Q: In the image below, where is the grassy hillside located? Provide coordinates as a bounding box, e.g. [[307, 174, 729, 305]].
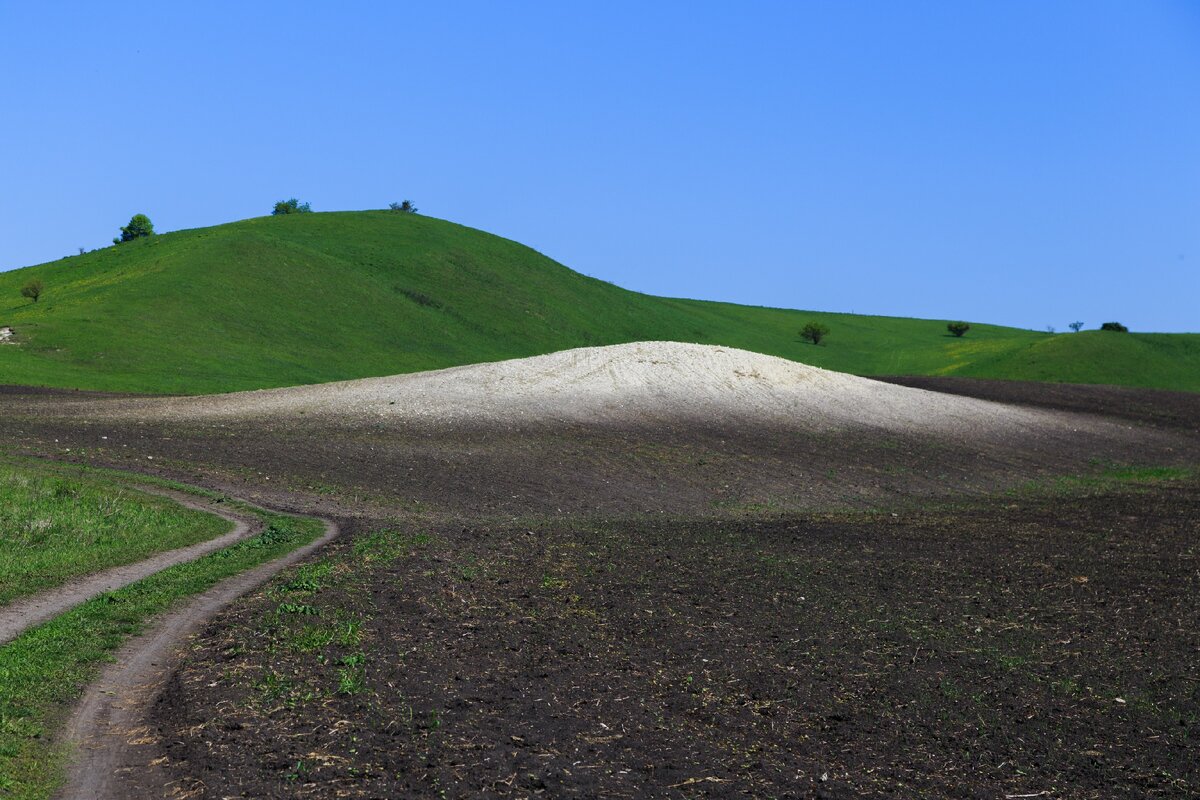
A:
[[0, 211, 1195, 394]]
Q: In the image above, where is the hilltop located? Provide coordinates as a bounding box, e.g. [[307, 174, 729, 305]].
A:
[[0, 211, 1196, 394]]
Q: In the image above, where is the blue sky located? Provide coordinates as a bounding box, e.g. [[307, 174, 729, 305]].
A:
[[2, 1, 1197, 331]]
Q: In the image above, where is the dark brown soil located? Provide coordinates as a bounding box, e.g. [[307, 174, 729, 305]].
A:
[[146, 476, 1200, 799], [0, 379, 1197, 797], [1, 381, 1196, 521], [880, 376, 1200, 434]]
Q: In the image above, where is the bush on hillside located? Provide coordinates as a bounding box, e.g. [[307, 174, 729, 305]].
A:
[[947, 321, 970, 338], [272, 198, 312, 215], [1100, 321, 1129, 332], [113, 214, 155, 244], [800, 321, 831, 345], [389, 200, 418, 213], [20, 279, 44, 303]]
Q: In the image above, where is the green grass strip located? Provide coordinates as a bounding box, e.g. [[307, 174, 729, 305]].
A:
[[0, 464, 230, 605], [0, 507, 324, 799]]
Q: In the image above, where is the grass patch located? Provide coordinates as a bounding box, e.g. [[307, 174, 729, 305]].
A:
[[1003, 464, 1197, 501], [0, 493, 324, 799], [235, 529, 433, 716], [1098, 465, 1194, 482], [0, 464, 230, 605]]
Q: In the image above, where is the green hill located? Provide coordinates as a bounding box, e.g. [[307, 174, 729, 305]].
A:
[[0, 211, 1196, 394]]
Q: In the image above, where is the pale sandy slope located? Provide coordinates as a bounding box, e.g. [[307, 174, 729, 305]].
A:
[[116, 342, 1140, 446]]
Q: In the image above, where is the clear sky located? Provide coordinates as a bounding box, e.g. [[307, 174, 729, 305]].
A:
[[2, 1, 1197, 332]]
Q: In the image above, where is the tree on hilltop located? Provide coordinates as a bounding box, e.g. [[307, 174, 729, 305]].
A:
[[947, 321, 970, 337], [273, 198, 312, 215], [1100, 321, 1129, 332], [389, 200, 418, 213], [1068, 321, 1084, 333], [113, 214, 155, 244]]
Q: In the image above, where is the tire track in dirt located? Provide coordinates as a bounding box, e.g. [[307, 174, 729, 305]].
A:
[[57, 513, 338, 800], [0, 490, 258, 646]]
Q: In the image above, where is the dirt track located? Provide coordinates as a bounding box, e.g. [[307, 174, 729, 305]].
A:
[[58, 513, 338, 800], [0, 490, 254, 646]]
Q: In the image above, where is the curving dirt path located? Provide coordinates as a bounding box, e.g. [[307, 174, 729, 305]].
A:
[[0, 490, 258, 646], [57, 513, 338, 800]]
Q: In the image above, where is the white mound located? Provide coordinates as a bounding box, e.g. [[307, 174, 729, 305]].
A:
[[136, 342, 1070, 440]]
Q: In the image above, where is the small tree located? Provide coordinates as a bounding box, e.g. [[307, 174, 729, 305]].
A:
[[113, 213, 155, 244], [800, 321, 831, 345], [1100, 321, 1129, 332], [20, 279, 44, 303], [388, 200, 418, 213], [947, 321, 971, 337], [1068, 321, 1084, 333], [272, 198, 312, 215]]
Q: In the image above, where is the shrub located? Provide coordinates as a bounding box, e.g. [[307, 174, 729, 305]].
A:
[[800, 321, 830, 345], [947, 321, 970, 338], [1100, 321, 1129, 332], [272, 198, 312, 215], [20, 279, 43, 303], [388, 200, 418, 213], [113, 214, 155, 244]]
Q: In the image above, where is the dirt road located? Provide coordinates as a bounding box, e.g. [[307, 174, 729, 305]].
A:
[[57, 514, 338, 800], [0, 490, 256, 646]]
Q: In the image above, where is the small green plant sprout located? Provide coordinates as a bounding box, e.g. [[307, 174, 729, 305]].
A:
[[272, 198, 312, 215], [20, 279, 44, 303], [113, 213, 155, 244], [1100, 321, 1129, 332], [1068, 321, 1085, 332], [389, 200, 418, 213], [800, 321, 831, 345], [946, 321, 971, 337]]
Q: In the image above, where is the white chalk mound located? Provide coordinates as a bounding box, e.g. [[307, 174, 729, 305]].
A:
[[140, 342, 1065, 439]]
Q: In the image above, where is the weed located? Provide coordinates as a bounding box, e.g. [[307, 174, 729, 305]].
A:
[[337, 619, 364, 648], [352, 530, 433, 563], [541, 574, 569, 590], [337, 664, 366, 695], [277, 602, 320, 616]]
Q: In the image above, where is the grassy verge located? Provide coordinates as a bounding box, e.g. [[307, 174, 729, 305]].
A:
[[0, 463, 230, 605], [0, 475, 325, 800]]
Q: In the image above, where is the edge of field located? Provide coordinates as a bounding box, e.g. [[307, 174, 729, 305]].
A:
[[0, 458, 327, 800]]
